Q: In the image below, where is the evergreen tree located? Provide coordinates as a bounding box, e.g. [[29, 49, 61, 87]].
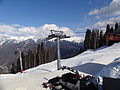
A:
[[84, 29, 91, 50], [40, 42, 45, 64], [95, 30, 100, 48], [90, 30, 97, 49], [10, 63, 16, 74], [46, 48, 50, 63], [109, 27, 114, 33], [16, 58, 20, 72], [99, 31, 104, 46], [33, 49, 37, 67], [106, 24, 110, 34], [115, 23, 119, 31], [37, 44, 41, 65]]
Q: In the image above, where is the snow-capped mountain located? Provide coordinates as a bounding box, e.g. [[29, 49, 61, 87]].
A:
[[0, 36, 84, 46], [0, 24, 84, 46], [0, 36, 83, 74]]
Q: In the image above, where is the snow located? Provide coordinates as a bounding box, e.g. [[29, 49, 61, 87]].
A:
[[44, 36, 84, 44], [97, 62, 120, 78], [24, 43, 120, 75], [1, 42, 120, 90], [0, 24, 84, 45], [95, 57, 120, 82], [62, 36, 84, 43], [0, 35, 83, 46], [0, 70, 86, 90]]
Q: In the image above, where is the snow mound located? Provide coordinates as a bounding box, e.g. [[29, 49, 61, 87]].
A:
[[96, 57, 120, 79]]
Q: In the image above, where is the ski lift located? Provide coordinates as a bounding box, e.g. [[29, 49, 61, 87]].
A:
[[44, 30, 70, 70]]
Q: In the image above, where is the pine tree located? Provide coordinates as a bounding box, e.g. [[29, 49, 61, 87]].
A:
[[10, 63, 16, 74], [95, 30, 100, 48], [109, 27, 114, 33], [115, 23, 119, 31], [36, 48, 39, 66], [106, 24, 110, 35], [46, 48, 50, 63], [40, 42, 45, 64], [33, 49, 37, 67], [90, 30, 97, 49], [10, 40, 59, 73], [16, 58, 20, 72], [99, 31, 104, 46], [25, 54, 30, 69], [37, 44, 41, 65], [84, 29, 91, 50]]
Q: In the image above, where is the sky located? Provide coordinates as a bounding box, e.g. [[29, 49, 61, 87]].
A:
[[0, 0, 120, 39]]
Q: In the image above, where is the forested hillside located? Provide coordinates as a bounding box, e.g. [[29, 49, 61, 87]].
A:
[[84, 23, 120, 50], [10, 41, 83, 73]]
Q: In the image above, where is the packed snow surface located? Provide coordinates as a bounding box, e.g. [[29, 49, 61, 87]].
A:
[[96, 57, 120, 79], [1, 43, 120, 90]]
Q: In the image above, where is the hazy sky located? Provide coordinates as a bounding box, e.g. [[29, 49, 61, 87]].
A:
[[0, 0, 114, 30]]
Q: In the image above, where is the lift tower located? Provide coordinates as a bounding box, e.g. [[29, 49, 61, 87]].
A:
[[45, 30, 70, 70], [17, 48, 24, 73]]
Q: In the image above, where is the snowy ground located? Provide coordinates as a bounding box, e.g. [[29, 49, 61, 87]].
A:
[[0, 70, 70, 90], [0, 43, 120, 90]]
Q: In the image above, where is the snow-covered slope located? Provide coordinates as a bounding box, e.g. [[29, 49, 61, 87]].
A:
[[24, 43, 120, 75], [1, 43, 120, 90]]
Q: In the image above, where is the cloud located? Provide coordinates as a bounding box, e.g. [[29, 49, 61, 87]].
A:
[[76, 27, 89, 31], [90, 16, 120, 30], [88, 0, 120, 17], [87, 0, 120, 30], [95, 16, 101, 19], [76, 16, 120, 31], [0, 24, 75, 41]]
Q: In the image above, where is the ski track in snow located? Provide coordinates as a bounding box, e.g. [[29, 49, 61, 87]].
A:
[[1, 43, 120, 90]]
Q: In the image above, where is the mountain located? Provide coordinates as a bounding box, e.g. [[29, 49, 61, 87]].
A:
[[0, 36, 83, 45], [0, 24, 84, 73], [0, 24, 79, 44], [0, 36, 84, 74], [0, 39, 37, 73]]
